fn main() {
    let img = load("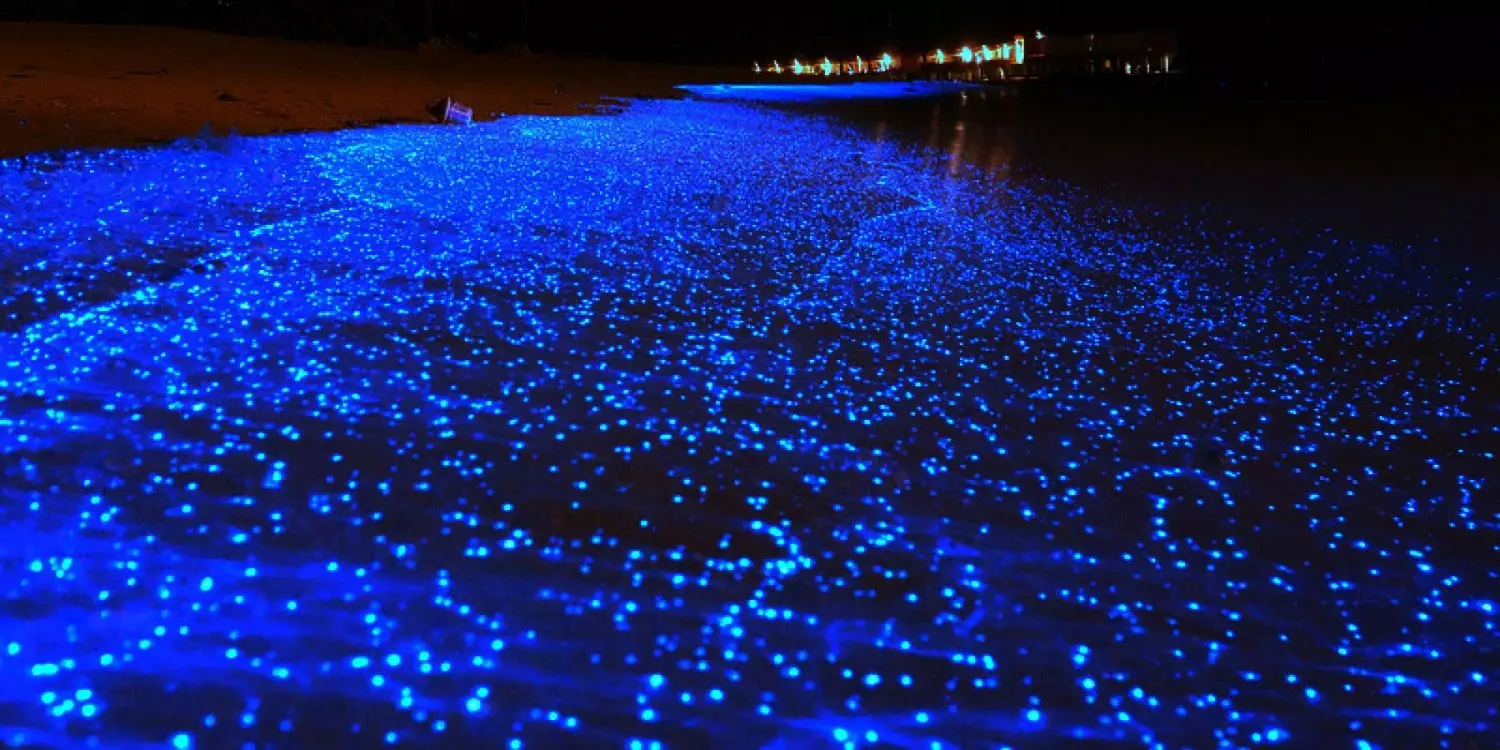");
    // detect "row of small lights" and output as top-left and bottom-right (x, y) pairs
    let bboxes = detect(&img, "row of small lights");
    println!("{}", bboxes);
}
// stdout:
(753, 53), (896, 76)
(755, 31), (1041, 75)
